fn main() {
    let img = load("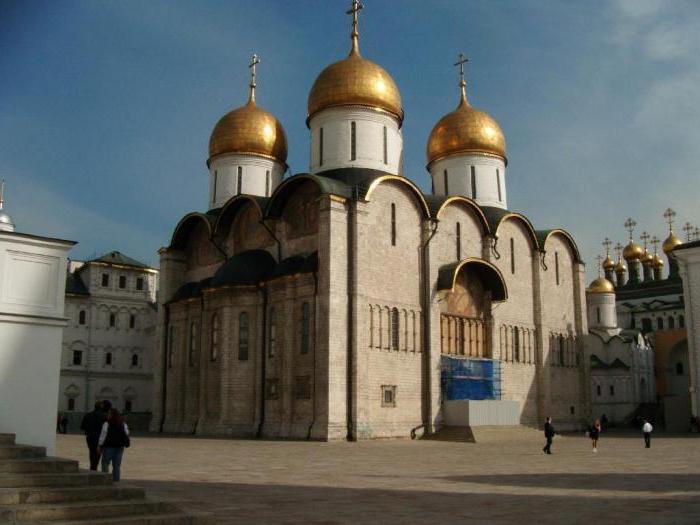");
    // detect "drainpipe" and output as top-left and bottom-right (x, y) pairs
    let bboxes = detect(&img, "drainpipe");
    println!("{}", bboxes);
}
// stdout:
(346, 195), (357, 441)
(420, 218), (439, 435)
(256, 285), (268, 438)
(307, 270), (319, 440)
(158, 304), (170, 433)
